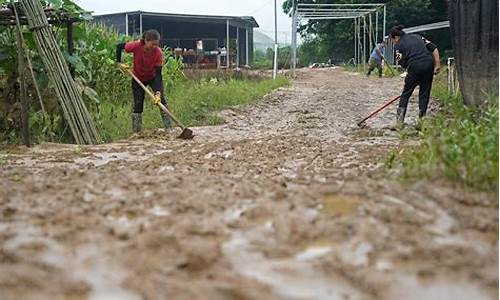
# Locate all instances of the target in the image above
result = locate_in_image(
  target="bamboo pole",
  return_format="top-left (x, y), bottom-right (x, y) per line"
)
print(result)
top-left (20, 0), bottom-right (100, 144)
top-left (12, 2), bottom-right (46, 117)
top-left (14, 9), bottom-right (30, 146)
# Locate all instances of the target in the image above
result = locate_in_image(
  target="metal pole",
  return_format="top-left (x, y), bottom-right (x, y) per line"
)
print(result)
top-left (125, 14), bottom-right (129, 36)
top-left (369, 13), bottom-right (373, 52)
top-left (246, 28), bottom-right (249, 66)
top-left (139, 13), bottom-right (143, 34)
top-left (357, 18), bottom-right (360, 66)
top-left (354, 18), bottom-right (357, 66)
top-left (356, 17), bottom-right (360, 65)
top-left (389, 38), bottom-right (394, 65)
top-left (236, 27), bottom-right (240, 68)
top-left (291, 1), bottom-right (297, 69)
top-left (273, 0), bottom-right (278, 79)
top-left (226, 19), bottom-right (230, 68)
top-left (383, 5), bottom-right (386, 40)
top-left (363, 16), bottom-right (366, 71)
top-left (357, 18), bottom-right (360, 65)
top-left (375, 10), bottom-right (378, 43)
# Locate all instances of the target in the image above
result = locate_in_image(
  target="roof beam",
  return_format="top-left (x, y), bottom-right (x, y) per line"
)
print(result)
top-left (297, 3), bottom-right (384, 7)
top-left (403, 21), bottom-right (450, 34)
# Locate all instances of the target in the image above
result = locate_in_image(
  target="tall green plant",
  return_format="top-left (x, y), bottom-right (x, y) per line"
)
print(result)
top-left (65, 23), bottom-right (131, 105)
top-left (162, 48), bottom-right (185, 92)
top-left (389, 76), bottom-right (499, 191)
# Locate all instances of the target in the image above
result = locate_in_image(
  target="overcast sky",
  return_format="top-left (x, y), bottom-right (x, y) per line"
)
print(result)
top-left (76, 0), bottom-right (293, 43)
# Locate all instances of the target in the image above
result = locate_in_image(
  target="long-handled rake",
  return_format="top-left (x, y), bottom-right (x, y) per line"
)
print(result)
top-left (123, 68), bottom-right (194, 140)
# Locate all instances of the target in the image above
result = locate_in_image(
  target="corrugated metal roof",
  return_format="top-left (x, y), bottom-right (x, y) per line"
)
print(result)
top-left (94, 11), bottom-right (259, 28)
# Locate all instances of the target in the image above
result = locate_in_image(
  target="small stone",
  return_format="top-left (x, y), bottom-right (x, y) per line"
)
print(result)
top-left (83, 191), bottom-right (94, 202)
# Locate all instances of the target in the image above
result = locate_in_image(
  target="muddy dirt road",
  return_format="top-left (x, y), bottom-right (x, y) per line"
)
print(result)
top-left (0, 68), bottom-right (498, 300)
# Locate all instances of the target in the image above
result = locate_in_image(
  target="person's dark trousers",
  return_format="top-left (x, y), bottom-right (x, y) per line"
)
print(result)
top-left (397, 59), bottom-right (434, 118)
top-left (366, 58), bottom-right (383, 77)
top-left (132, 78), bottom-right (167, 114)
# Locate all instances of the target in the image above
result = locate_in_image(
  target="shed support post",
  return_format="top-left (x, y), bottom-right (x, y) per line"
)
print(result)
top-left (226, 19), bottom-right (230, 68)
top-left (246, 28), bottom-right (249, 65)
top-left (125, 14), bottom-right (129, 35)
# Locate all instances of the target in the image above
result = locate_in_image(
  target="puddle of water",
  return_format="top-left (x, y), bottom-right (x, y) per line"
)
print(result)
top-left (75, 152), bottom-right (139, 167)
top-left (71, 245), bottom-right (142, 300)
top-left (386, 275), bottom-right (491, 300)
top-left (223, 202), bottom-right (256, 223)
top-left (295, 246), bottom-right (333, 261)
top-left (279, 159), bottom-right (309, 179)
top-left (427, 209), bottom-right (454, 236)
top-left (106, 188), bottom-right (127, 200)
top-left (375, 259), bottom-right (392, 271)
top-left (13, 148), bottom-right (173, 170)
top-left (223, 228), bottom-right (365, 300)
top-left (83, 190), bottom-right (95, 202)
top-left (157, 165), bottom-right (175, 174)
top-left (3, 223), bottom-right (141, 300)
top-left (338, 241), bottom-right (373, 267)
top-left (424, 206), bottom-right (489, 253)
top-left (321, 195), bottom-right (361, 216)
top-left (148, 206), bottom-right (170, 217)
top-left (204, 152), bottom-right (216, 159)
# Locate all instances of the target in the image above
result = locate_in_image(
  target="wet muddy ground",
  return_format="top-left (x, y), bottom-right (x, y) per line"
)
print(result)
top-left (0, 68), bottom-right (498, 300)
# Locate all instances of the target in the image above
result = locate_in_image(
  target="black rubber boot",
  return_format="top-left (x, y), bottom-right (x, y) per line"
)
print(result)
top-left (395, 107), bottom-right (406, 130)
top-left (415, 110), bottom-right (426, 131)
top-left (160, 110), bottom-right (172, 129)
top-left (132, 113), bottom-right (142, 133)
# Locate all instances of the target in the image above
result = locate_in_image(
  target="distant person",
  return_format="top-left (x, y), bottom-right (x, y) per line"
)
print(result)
top-left (390, 25), bottom-right (435, 129)
top-left (116, 29), bottom-right (171, 133)
top-left (366, 40), bottom-right (386, 78)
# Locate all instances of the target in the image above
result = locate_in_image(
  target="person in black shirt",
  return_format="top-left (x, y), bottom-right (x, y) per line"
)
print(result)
top-left (390, 25), bottom-right (436, 129)
top-left (422, 37), bottom-right (441, 75)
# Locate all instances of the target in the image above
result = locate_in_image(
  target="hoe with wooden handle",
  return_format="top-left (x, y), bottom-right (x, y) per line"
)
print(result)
top-left (357, 95), bottom-right (401, 127)
top-left (123, 68), bottom-right (194, 140)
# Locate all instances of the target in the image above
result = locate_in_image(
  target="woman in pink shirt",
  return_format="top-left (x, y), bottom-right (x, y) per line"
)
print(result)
top-left (116, 29), bottom-right (171, 133)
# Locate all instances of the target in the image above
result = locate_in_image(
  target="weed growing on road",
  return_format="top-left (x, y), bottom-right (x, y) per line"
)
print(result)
top-left (391, 81), bottom-right (499, 191)
top-left (0, 153), bottom-right (10, 165)
top-left (343, 64), bottom-right (401, 77)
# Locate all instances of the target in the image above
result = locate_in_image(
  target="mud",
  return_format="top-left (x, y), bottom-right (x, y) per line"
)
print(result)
top-left (0, 68), bottom-right (497, 300)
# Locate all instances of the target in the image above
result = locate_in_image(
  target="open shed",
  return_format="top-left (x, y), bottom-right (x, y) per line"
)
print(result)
top-left (94, 11), bottom-right (259, 68)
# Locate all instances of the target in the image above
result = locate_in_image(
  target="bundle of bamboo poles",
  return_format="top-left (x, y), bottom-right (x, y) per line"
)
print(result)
top-left (19, 0), bottom-right (101, 144)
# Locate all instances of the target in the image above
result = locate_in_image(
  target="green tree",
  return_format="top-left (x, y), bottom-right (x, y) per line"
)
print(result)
top-left (283, 0), bottom-right (450, 63)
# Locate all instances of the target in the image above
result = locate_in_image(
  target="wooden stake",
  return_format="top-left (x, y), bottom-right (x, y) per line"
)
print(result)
top-left (13, 5), bottom-right (30, 146)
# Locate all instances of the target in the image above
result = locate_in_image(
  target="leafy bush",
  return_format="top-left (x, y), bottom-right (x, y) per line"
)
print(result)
top-left (253, 47), bottom-right (292, 70)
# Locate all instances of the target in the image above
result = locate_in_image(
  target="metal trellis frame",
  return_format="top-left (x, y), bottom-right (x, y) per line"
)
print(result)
top-left (290, 3), bottom-right (387, 70)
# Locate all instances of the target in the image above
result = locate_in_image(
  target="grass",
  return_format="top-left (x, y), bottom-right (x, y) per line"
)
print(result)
top-left (388, 72), bottom-right (499, 191)
top-left (343, 63), bottom-right (402, 77)
top-left (95, 76), bottom-right (290, 142)
top-left (1, 75), bottom-right (289, 144)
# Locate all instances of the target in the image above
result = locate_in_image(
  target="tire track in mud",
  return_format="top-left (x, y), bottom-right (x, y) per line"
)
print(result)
top-left (0, 68), bottom-right (497, 300)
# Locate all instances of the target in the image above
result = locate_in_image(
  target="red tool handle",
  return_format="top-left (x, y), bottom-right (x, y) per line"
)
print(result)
top-left (357, 95), bottom-right (401, 126)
